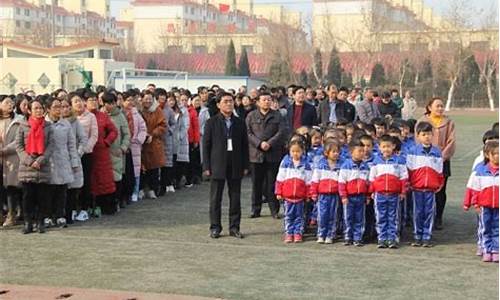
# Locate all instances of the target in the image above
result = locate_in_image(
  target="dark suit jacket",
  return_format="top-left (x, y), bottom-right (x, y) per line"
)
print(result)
top-left (202, 113), bottom-right (249, 180)
top-left (318, 98), bottom-right (356, 125)
top-left (286, 102), bottom-right (318, 130)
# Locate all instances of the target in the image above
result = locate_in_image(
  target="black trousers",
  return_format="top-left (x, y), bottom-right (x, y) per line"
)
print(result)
top-left (66, 188), bottom-right (80, 221)
top-left (96, 193), bottom-right (116, 215)
top-left (22, 182), bottom-right (49, 223)
top-left (144, 168), bottom-right (160, 192)
top-left (79, 153), bottom-right (92, 210)
top-left (121, 151), bottom-right (135, 200)
top-left (48, 184), bottom-right (67, 219)
top-left (6, 186), bottom-right (22, 214)
top-left (435, 160), bottom-right (451, 222)
top-left (174, 155), bottom-right (188, 186)
top-left (187, 143), bottom-right (202, 183)
top-left (251, 162), bottom-right (280, 216)
top-left (209, 177), bottom-right (242, 233)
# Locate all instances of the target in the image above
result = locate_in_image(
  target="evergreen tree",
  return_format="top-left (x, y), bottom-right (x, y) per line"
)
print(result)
top-left (370, 63), bottom-right (386, 87)
top-left (341, 71), bottom-right (353, 87)
top-left (421, 58), bottom-right (433, 81)
top-left (224, 39), bottom-right (238, 76)
top-left (238, 48), bottom-right (251, 77)
top-left (299, 69), bottom-right (308, 86)
top-left (308, 69), bottom-right (318, 87)
top-left (325, 46), bottom-right (342, 87)
top-left (313, 48), bottom-right (323, 84)
top-left (268, 53), bottom-right (292, 85)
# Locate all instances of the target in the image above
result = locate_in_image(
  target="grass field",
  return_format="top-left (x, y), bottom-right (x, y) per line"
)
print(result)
top-left (0, 111), bottom-right (498, 300)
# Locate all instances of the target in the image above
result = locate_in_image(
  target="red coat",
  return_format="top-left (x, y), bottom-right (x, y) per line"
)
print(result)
top-left (90, 110), bottom-right (118, 196)
top-left (187, 105), bottom-right (200, 144)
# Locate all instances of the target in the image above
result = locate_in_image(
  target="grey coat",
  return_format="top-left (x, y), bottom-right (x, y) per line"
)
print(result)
top-left (163, 106), bottom-right (176, 167)
top-left (46, 116), bottom-right (79, 185)
top-left (198, 106), bottom-right (210, 162)
top-left (108, 107), bottom-right (131, 181)
top-left (173, 107), bottom-right (190, 162)
top-left (1, 115), bottom-right (22, 187)
top-left (67, 116), bottom-right (87, 189)
top-left (246, 109), bottom-right (286, 163)
top-left (356, 100), bottom-right (381, 124)
top-left (16, 120), bottom-right (54, 183)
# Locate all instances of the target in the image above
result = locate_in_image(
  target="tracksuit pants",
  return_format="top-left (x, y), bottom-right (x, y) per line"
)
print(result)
top-left (283, 200), bottom-right (305, 235)
top-left (317, 194), bottom-right (339, 239)
top-left (412, 191), bottom-right (436, 241)
top-left (477, 214), bottom-right (483, 250)
top-left (479, 207), bottom-right (499, 254)
top-left (374, 193), bottom-right (400, 242)
top-left (343, 194), bottom-right (366, 242)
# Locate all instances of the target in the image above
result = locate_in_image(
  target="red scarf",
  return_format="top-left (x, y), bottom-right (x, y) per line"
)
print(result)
top-left (26, 116), bottom-right (45, 155)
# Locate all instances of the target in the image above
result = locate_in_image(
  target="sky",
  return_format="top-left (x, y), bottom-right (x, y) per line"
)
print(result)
top-left (110, 0), bottom-right (497, 27)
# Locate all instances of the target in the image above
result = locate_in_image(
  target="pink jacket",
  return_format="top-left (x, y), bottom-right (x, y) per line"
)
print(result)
top-left (126, 107), bottom-right (147, 177)
top-left (417, 115), bottom-right (456, 161)
top-left (77, 109), bottom-right (98, 153)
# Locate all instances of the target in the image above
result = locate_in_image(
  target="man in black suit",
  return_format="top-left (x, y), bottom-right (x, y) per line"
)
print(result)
top-left (318, 84), bottom-right (356, 126)
top-left (286, 86), bottom-right (318, 131)
top-left (203, 92), bottom-right (249, 239)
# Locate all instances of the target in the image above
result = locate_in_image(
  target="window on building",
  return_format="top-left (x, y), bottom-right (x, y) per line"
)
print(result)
top-left (57, 15), bottom-right (61, 22)
top-left (410, 43), bottom-right (428, 52)
top-left (185, 6), bottom-right (188, 13)
top-left (15, 20), bottom-right (21, 28)
top-left (24, 9), bottom-right (30, 16)
top-left (192, 45), bottom-right (207, 54)
top-left (24, 21), bottom-right (31, 29)
top-left (106, 4), bottom-right (110, 12)
top-left (167, 46), bottom-right (182, 53)
top-left (381, 43), bottom-right (399, 52)
top-left (99, 49), bottom-right (111, 59)
top-left (191, 7), bottom-right (195, 15)
top-left (16, 7), bottom-right (20, 15)
top-left (81, 0), bottom-right (86, 6)
top-left (470, 41), bottom-right (489, 51)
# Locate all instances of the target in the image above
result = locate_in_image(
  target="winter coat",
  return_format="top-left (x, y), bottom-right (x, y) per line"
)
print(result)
top-left (275, 154), bottom-right (312, 202)
top-left (173, 107), bottom-right (190, 162)
top-left (162, 106), bottom-right (176, 168)
top-left (1, 115), bottom-right (22, 187)
top-left (286, 102), bottom-right (318, 130)
top-left (90, 110), bottom-right (118, 196)
top-left (126, 107), bottom-right (147, 177)
top-left (356, 99), bottom-right (381, 124)
top-left (417, 114), bottom-right (456, 162)
top-left (402, 97), bottom-right (417, 120)
top-left (141, 101), bottom-right (167, 170)
top-left (77, 110), bottom-right (98, 153)
top-left (246, 109), bottom-right (286, 163)
top-left (67, 116), bottom-right (87, 189)
top-left (377, 101), bottom-right (401, 119)
top-left (16, 120), bottom-right (54, 183)
top-left (46, 116), bottom-right (79, 185)
top-left (187, 105), bottom-right (200, 144)
top-left (107, 107), bottom-right (131, 181)
top-left (318, 98), bottom-right (356, 125)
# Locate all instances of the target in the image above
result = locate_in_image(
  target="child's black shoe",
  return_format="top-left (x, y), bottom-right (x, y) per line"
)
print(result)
top-left (353, 241), bottom-right (364, 247)
top-left (422, 240), bottom-right (434, 248)
top-left (377, 241), bottom-right (388, 249)
top-left (388, 240), bottom-right (399, 249)
top-left (343, 239), bottom-right (352, 246)
top-left (411, 239), bottom-right (422, 247)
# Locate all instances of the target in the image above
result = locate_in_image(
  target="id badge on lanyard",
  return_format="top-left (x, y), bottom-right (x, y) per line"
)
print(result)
top-left (227, 138), bottom-right (233, 151)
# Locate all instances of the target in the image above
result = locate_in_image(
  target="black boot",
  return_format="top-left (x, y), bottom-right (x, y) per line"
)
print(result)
top-left (22, 222), bottom-right (33, 234)
top-left (37, 221), bottom-right (46, 234)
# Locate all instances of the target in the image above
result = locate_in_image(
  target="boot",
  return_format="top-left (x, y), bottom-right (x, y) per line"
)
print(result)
top-left (22, 222), bottom-right (33, 234)
top-left (37, 221), bottom-right (46, 234)
top-left (3, 210), bottom-right (16, 227)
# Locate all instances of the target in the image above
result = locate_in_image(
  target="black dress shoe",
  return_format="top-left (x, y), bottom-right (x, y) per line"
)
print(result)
top-left (434, 219), bottom-right (443, 230)
top-left (230, 231), bottom-right (244, 239)
top-left (272, 213), bottom-right (282, 220)
top-left (249, 213), bottom-right (261, 218)
top-left (210, 231), bottom-right (221, 239)
top-left (37, 222), bottom-right (46, 234)
top-left (22, 222), bottom-right (33, 234)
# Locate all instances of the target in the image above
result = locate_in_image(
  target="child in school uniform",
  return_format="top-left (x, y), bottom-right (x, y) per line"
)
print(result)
top-left (369, 135), bottom-right (409, 249)
top-left (406, 121), bottom-right (444, 247)
top-left (310, 139), bottom-right (343, 244)
top-left (360, 134), bottom-right (377, 242)
top-left (339, 139), bottom-right (371, 246)
top-left (306, 127), bottom-right (323, 226)
top-left (275, 137), bottom-right (312, 243)
top-left (464, 141), bottom-right (499, 262)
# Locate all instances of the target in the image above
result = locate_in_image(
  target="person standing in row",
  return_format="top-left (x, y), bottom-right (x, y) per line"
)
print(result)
top-left (203, 92), bottom-right (249, 239)
top-left (247, 92), bottom-right (286, 219)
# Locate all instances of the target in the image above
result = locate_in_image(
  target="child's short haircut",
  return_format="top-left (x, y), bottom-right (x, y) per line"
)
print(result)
top-left (295, 126), bottom-right (309, 136)
top-left (348, 138), bottom-right (365, 150)
top-left (372, 117), bottom-right (386, 127)
top-left (289, 134), bottom-right (307, 151)
top-left (396, 119), bottom-right (410, 129)
top-left (387, 126), bottom-right (402, 135)
top-left (416, 121), bottom-right (433, 134)
top-left (359, 134), bottom-right (374, 144)
top-left (323, 129), bottom-right (337, 140)
top-left (354, 120), bottom-right (366, 130)
top-left (407, 119), bottom-right (417, 134)
top-left (336, 118), bottom-right (349, 127)
top-left (483, 140), bottom-right (499, 163)
top-left (345, 123), bottom-right (355, 131)
top-left (310, 127), bottom-right (322, 138)
top-left (333, 128), bottom-right (347, 138)
top-left (353, 130), bottom-right (369, 141)
top-left (379, 134), bottom-right (395, 145)
top-left (482, 130), bottom-right (499, 144)
top-left (364, 124), bottom-right (376, 135)
top-left (323, 139), bottom-right (341, 154)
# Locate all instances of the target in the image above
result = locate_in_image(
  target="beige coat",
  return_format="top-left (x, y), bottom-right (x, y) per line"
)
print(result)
top-left (417, 114), bottom-right (456, 161)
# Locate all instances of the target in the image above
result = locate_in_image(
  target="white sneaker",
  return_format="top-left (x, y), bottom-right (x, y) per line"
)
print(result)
top-left (147, 190), bottom-right (157, 199)
top-left (184, 184), bottom-right (193, 188)
top-left (317, 237), bottom-right (325, 244)
top-left (167, 185), bottom-right (175, 193)
top-left (75, 210), bottom-right (89, 222)
top-left (56, 217), bottom-right (67, 228)
top-left (44, 217), bottom-right (54, 227)
top-left (325, 238), bottom-right (334, 244)
top-left (138, 190), bottom-right (145, 200)
top-left (131, 194), bottom-right (138, 202)
top-left (71, 210), bottom-right (78, 221)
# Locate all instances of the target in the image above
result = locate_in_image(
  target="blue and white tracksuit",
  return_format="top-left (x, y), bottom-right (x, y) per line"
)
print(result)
top-left (307, 146), bottom-right (324, 224)
top-left (401, 137), bottom-right (416, 224)
top-left (369, 154), bottom-right (408, 242)
top-left (275, 155), bottom-right (312, 235)
top-left (464, 162), bottom-right (499, 254)
top-left (406, 144), bottom-right (444, 241)
top-left (310, 156), bottom-right (342, 239)
top-left (339, 159), bottom-right (370, 242)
